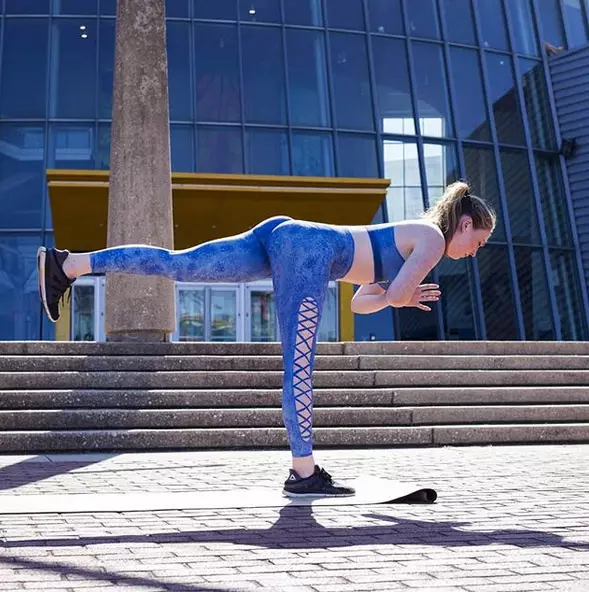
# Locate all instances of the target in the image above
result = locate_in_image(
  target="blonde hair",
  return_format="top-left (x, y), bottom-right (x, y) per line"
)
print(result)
top-left (423, 181), bottom-right (496, 243)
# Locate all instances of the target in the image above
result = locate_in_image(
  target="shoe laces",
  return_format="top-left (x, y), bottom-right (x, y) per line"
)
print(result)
top-left (317, 467), bottom-right (334, 483)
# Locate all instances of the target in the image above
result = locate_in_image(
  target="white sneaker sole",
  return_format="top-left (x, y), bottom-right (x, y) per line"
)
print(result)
top-left (37, 246), bottom-right (57, 323)
top-left (282, 490), bottom-right (355, 498)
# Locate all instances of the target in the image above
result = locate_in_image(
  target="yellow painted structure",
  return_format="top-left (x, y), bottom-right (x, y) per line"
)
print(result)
top-left (48, 170), bottom-right (389, 342)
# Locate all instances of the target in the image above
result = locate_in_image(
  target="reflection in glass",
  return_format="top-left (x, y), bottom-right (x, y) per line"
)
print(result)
top-left (317, 287), bottom-right (338, 341)
top-left (515, 247), bottom-right (555, 339)
top-left (406, 0), bottom-right (440, 39)
top-left (284, 0), bottom-right (323, 26)
top-left (449, 48), bottom-right (490, 141)
top-left (519, 59), bottom-right (555, 150)
top-left (211, 290), bottom-right (237, 341)
top-left (504, 0), bottom-right (538, 55)
top-left (0, 125), bottom-right (45, 229)
top-left (551, 250), bottom-right (588, 340)
top-left (0, 235), bottom-right (42, 341)
top-left (50, 125), bottom-right (95, 170)
top-left (534, 154), bottom-right (571, 247)
top-left (54, 0), bottom-right (98, 14)
top-left (329, 33), bottom-right (374, 131)
top-left (325, 0), bottom-right (365, 30)
top-left (371, 37), bottom-right (414, 134)
top-left (239, 0), bottom-right (281, 23)
top-left (242, 27), bottom-right (287, 125)
top-left (367, 0), bottom-right (403, 35)
top-left (97, 124), bottom-right (111, 170)
top-left (178, 289), bottom-right (205, 342)
top-left (412, 42), bottom-right (453, 138)
top-left (463, 145), bottom-right (506, 241)
top-left (562, 0), bottom-right (588, 48)
top-left (250, 289), bottom-right (277, 342)
top-left (98, 19), bottom-right (115, 119)
top-left (167, 22), bottom-right (192, 121)
top-left (477, 246), bottom-right (518, 339)
top-left (384, 141), bottom-right (424, 222)
top-left (440, 0), bottom-right (476, 45)
top-left (292, 132), bottom-right (334, 176)
top-left (194, 24), bottom-right (241, 122)
top-left (485, 53), bottom-right (525, 146)
top-left (171, 125), bottom-right (195, 172)
top-left (286, 30), bottom-right (330, 128)
top-left (475, 0), bottom-right (509, 50)
top-left (165, 0), bottom-right (190, 18)
top-left (500, 149), bottom-right (540, 244)
top-left (338, 134), bottom-right (378, 178)
top-left (397, 271), bottom-right (438, 340)
top-left (246, 130), bottom-right (290, 175)
top-left (72, 284), bottom-right (95, 341)
top-left (536, 0), bottom-right (566, 50)
top-left (1, 20), bottom-right (49, 118)
top-left (422, 143), bottom-right (459, 209)
top-left (193, 0), bottom-right (237, 20)
top-left (197, 127), bottom-right (243, 173)
top-left (5, 0), bottom-right (49, 13)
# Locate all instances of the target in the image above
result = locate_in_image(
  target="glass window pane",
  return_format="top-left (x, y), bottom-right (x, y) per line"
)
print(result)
top-left (292, 132), bottom-right (334, 176)
top-left (384, 140), bottom-right (423, 222)
top-left (423, 142), bottom-right (459, 209)
top-left (515, 247), bottom-right (555, 339)
top-left (439, 257), bottom-right (477, 340)
top-left (167, 22), bottom-right (192, 121)
top-left (0, 235), bottom-right (43, 341)
top-left (1, 20), bottom-right (49, 118)
top-left (449, 48), bottom-right (490, 141)
top-left (211, 290), bottom-right (237, 341)
top-left (239, 0), bottom-right (281, 23)
top-left (367, 0), bottom-right (404, 35)
top-left (171, 125), bottom-right (195, 172)
top-left (537, 0), bottom-right (566, 49)
top-left (50, 20), bottom-right (97, 119)
top-left (504, 0), bottom-right (538, 55)
top-left (475, 0), bottom-right (509, 50)
top-left (194, 24), bottom-right (241, 122)
top-left (412, 42), bottom-right (453, 138)
top-left (250, 289), bottom-right (277, 342)
top-left (284, 0), bottom-right (323, 26)
top-left (54, 0), bottom-right (98, 14)
top-left (286, 30), bottom-right (330, 128)
top-left (338, 134), bottom-right (378, 177)
top-left (463, 145), bottom-right (506, 241)
top-left (440, 0), bottom-right (476, 44)
top-left (478, 246), bottom-right (519, 339)
top-left (330, 33), bottom-right (374, 130)
top-left (406, 0), bottom-right (440, 39)
top-left (485, 53), bottom-right (525, 146)
top-left (49, 124), bottom-right (95, 170)
top-left (100, 0), bottom-right (116, 15)
top-left (563, 0), bottom-right (588, 48)
top-left (0, 125), bottom-right (45, 229)
top-left (519, 58), bottom-right (555, 150)
top-left (97, 123), bottom-right (111, 170)
top-left (246, 129), bottom-right (290, 175)
top-left (72, 284), bottom-right (96, 342)
top-left (500, 149), bottom-right (540, 244)
top-left (372, 37), bottom-right (414, 134)
top-left (98, 19), bottom-right (115, 119)
top-left (535, 154), bottom-right (572, 247)
top-left (397, 269), bottom-right (439, 339)
top-left (178, 288), bottom-right (205, 342)
top-left (197, 127), bottom-right (243, 173)
top-left (193, 0), bottom-right (237, 20)
top-left (317, 286), bottom-right (338, 341)
top-left (5, 0), bottom-right (49, 13)
top-left (166, 0), bottom-right (190, 18)
top-left (242, 26), bottom-right (287, 124)
top-left (551, 250), bottom-right (588, 340)
top-left (325, 0), bottom-right (365, 30)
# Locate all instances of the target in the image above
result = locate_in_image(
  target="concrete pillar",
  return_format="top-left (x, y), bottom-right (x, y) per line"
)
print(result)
top-left (105, 0), bottom-right (175, 342)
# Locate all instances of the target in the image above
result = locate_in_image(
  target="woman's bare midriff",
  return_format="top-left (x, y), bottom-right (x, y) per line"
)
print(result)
top-left (338, 226), bottom-right (376, 285)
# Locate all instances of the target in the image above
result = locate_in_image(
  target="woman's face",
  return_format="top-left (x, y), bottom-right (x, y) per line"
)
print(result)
top-left (446, 215), bottom-right (492, 260)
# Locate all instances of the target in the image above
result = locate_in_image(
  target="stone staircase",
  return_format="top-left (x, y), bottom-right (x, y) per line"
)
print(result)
top-left (1, 340), bottom-right (589, 453)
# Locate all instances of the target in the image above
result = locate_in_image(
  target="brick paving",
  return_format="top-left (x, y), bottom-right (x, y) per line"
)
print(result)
top-left (0, 445), bottom-right (588, 591)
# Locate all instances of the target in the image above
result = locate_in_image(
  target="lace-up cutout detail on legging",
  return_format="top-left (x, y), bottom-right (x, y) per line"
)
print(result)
top-left (293, 297), bottom-right (319, 441)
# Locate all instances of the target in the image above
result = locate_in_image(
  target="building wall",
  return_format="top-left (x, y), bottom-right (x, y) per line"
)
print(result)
top-left (1, 0), bottom-right (589, 341)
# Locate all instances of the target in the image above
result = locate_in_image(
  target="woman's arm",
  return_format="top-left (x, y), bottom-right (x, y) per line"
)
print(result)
top-left (350, 283), bottom-right (389, 314)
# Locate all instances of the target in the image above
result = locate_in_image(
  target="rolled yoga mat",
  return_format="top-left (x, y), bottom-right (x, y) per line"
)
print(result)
top-left (0, 476), bottom-right (437, 514)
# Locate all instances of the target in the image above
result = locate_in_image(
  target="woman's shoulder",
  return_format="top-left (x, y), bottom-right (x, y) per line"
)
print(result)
top-left (395, 220), bottom-right (445, 252)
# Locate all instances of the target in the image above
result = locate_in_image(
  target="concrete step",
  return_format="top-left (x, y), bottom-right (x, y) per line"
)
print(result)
top-left (3, 369), bottom-right (589, 389)
top-left (0, 423), bottom-right (587, 453)
top-left (4, 405), bottom-right (589, 430)
top-left (2, 354), bottom-right (589, 372)
top-left (2, 340), bottom-right (589, 356)
top-left (3, 386), bottom-right (589, 409)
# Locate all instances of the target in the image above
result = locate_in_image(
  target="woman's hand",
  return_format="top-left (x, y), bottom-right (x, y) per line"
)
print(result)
top-left (406, 283), bottom-right (441, 312)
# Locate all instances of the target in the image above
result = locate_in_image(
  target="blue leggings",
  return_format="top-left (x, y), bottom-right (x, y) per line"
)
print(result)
top-left (89, 216), bottom-right (355, 458)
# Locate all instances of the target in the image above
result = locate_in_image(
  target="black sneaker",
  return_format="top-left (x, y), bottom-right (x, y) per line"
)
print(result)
top-left (282, 465), bottom-right (355, 498)
top-left (37, 247), bottom-right (73, 323)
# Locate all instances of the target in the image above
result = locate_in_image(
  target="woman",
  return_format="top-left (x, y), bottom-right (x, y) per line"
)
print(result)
top-left (37, 181), bottom-right (496, 498)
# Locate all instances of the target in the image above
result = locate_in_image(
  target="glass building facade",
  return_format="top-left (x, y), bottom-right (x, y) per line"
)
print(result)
top-left (1, 0), bottom-right (589, 341)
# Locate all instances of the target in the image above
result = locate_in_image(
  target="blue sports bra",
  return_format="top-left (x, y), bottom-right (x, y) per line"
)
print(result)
top-left (366, 224), bottom-right (406, 288)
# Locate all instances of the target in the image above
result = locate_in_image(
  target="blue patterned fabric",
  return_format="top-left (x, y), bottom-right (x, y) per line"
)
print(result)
top-left (366, 224), bottom-right (406, 288)
top-left (90, 216), bottom-right (355, 457)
